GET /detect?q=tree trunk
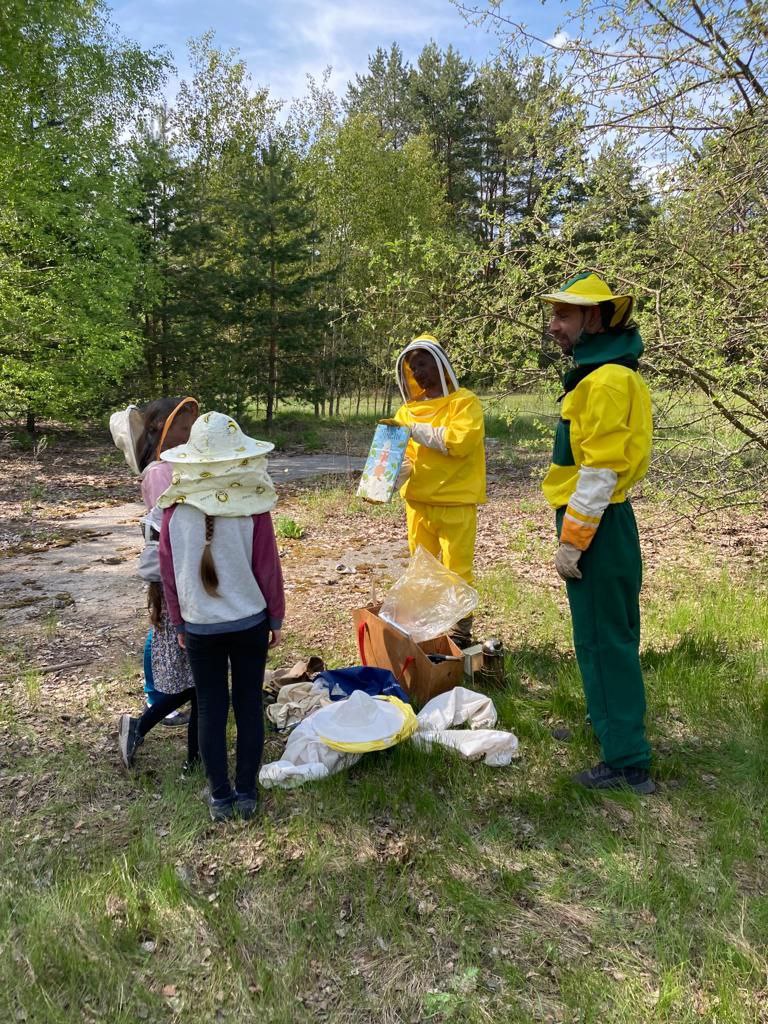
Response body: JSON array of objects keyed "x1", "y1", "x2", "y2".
[
  {"x1": 26, "y1": 409, "x2": 36, "y2": 434},
  {"x1": 266, "y1": 243, "x2": 278, "y2": 429},
  {"x1": 143, "y1": 312, "x2": 156, "y2": 382},
  {"x1": 160, "y1": 342, "x2": 170, "y2": 396},
  {"x1": 384, "y1": 379, "x2": 393, "y2": 417}
]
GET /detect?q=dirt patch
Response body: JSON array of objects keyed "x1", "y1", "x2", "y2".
[
  {"x1": 1, "y1": 430, "x2": 764, "y2": 680},
  {"x1": 0, "y1": 441, "x2": 373, "y2": 673}
]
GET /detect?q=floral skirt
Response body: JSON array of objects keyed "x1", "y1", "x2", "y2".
[{"x1": 150, "y1": 604, "x2": 195, "y2": 695}]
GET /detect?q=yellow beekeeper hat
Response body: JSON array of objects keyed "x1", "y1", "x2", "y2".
[{"x1": 541, "y1": 271, "x2": 633, "y2": 328}]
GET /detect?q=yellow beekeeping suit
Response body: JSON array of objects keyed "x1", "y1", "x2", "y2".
[{"x1": 392, "y1": 336, "x2": 485, "y2": 584}]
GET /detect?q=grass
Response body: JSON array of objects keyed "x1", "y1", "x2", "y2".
[
  {"x1": 290, "y1": 479, "x2": 406, "y2": 527},
  {"x1": 244, "y1": 405, "x2": 380, "y2": 455},
  {"x1": 275, "y1": 515, "x2": 305, "y2": 540},
  {"x1": 1, "y1": 553, "x2": 767, "y2": 1023},
  {"x1": 242, "y1": 393, "x2": 557, "y2": 460},
  {"x1": 2, "y1": 390, "x2": 766, "y2": 1022}
]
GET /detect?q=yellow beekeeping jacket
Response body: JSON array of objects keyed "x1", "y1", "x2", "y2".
[
  {"x1": 394, "y1": 388, "x2": 486, "y2": 506},
  {"x1": 542, "y1": 363, "x2": 652, "y2": 510}
]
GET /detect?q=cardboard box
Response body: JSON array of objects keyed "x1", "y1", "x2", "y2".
[{"x1": 353, "y1": 602, "x2": 465, "y2": 706}]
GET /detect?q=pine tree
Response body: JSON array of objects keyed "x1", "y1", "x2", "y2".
[
  {"x1": 410, "y1": 43, "x2": 482, "y2": 232},
  {"x1": 475, "y1": 58, "x2": 522, "y2": 245},
  {"x1": 498, "y1": 62, "x2": 585, "y2": 231},
  {"x1": 232, "y1": 141, "x2": 329, "y2": 427},
  {"x1": 344, "y1": 44, "x2": 416, "y2": 149},
  {"x1": 129, "y1": 108, "x2": 182, "y2": 394}
]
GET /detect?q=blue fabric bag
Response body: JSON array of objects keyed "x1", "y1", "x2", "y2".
[{"x1": 315, "y1": 666, "x2": 411, "y2": 704}]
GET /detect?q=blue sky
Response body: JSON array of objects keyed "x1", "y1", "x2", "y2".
[{"x1": 107, "y1": 0, "x2": 560, "y2": 105}]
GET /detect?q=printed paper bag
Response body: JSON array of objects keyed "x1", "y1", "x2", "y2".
[{"x1": 357, "y1": 423, "x2": 410, "y2": 504}]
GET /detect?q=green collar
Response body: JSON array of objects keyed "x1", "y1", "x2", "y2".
[{"x1": 572, "y1": 326, "x2": 644, "y2": 366}]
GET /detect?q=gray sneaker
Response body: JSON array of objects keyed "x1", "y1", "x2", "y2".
[
  {"x1": 118, "y1": 714, "x2": 143, "y2": 768},
  {"x1": 203, "y1": 789, "x2": 235, "y2": 822},
  {"x1": 234, "y1": 791, "x2": 259, "y2": 821},
  {"x1": 572, "y1": 761, "x2": 655, "y2": 795}
]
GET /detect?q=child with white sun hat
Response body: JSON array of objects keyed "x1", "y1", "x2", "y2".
[{"x1": 155, "y1": 411, "x2": 285, "y2": 822}]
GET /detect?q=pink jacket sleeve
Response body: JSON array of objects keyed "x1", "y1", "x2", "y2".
[
  {"x1": 158, "y1": 506, "x2": 183, "y2": 629},
  {"x1": 141, "y1": 461, "x2": 174, "y2": 511},
  {"x1": 251, "y1": 513, "x2": 285, "y2": 630}
]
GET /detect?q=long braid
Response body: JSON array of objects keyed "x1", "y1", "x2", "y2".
[
  {"x1": 200, "y1": 514, "x2": 220, "y2": 597},
  {"x1": 147, "y1": 581, "x2": 163, "y2": 626}
]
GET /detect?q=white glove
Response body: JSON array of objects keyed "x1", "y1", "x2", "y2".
[
  {"x1": 555, "y1": 543, "x2": 583, "y2": 580},
  {"x1": 395, "y1": 458, "x2": 413, "y2": 489},
  {"x1": 411, "y1": 423, "x2": 448, "y2": 453}
]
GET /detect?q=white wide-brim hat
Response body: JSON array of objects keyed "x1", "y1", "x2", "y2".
[{"x1": 160, "y1": 410, "x2": 274, "y2": 464}]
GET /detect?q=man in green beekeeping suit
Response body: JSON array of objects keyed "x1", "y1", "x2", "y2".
[{"x1": 541, "y1": 272, "x2": 655, "y2": 794}]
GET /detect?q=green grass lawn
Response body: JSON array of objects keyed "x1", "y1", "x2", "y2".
[
  {"x1": 2, "y1": 396, "x2": 766, "y2": 1022},
  {"x1": 246, "y1": 388, "x2": 765, "y2": 508},
  {"x1": 1, "y1": 559, "x2": 766, "y2": 1022},
  {"x1": 241, "y1": 392, "x2": 557, "y2": 458}
]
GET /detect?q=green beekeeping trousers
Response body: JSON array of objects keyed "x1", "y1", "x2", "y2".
[{"x1": 556, "y1": 501, "x2": 651, "y2": 769}]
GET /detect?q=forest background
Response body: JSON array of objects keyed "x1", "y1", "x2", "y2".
[{"x1": 1, "y1": 0, "x2": 767, "y2": 506}]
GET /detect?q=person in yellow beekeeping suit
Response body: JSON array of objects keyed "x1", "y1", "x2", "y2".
[{"x1": 387, "y1": 334, "x2": 486, "y2": 647}]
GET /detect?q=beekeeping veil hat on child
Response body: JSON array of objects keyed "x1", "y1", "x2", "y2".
[
  {"x1": 157, "y1": 411, "x2": 277, "y2": 516},
  {"x1": 109, "y1": 405, "x2": 144, "y2": 475}
]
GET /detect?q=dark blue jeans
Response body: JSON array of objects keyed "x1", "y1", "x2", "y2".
[
  {"x1": 138, "y1": 689, "x2": 198, "y2": 763},
  {"x1": 184, "y1": 621, "x2": 269, "y2": 800}
]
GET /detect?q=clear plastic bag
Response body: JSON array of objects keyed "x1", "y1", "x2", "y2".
[{"x1": 378, "y1": 546, "x2": 478, "y2": 643}]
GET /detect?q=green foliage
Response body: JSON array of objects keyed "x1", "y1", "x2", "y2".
[
  {"x1": 0, "y1": 0, "x2": 167, "y2": 424},
  {"x1": 345, "y1": 43, "x2": 416, "y2": 149},
  {"x1": 469, "y1": 0, "x2": 768, "y2": 504},
  {"x1": 297, "y1": 102, "x2": 453, "y2": 414},
  {"x1": 411, "y1": 42, "x2": 482, "y2": 226},
  {"x1": 275, "y1": 515, "x2": 305, "y2": 540},
  {"x1": 234, "y1": 141, "x2": 331, "y2": 425},
  {"x1": 129, "y1": 33, "x2": 280, "y2": 411},
  {"x1": 3, "y1": 1, "x2": 766, "y2": 505}
]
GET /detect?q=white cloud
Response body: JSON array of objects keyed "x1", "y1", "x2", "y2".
[
  {"x1": 108, "y1": 0, "x2": 532, "y2": 105},
  {"x1": 283, "y1": 0, "x2": 454, "y2": 51},
  {"x1": 261, "y1": 0, "x2": 462, "y2": 100},
  {"x1": 546, "y1": 30, "x2": 570, "y2": 49}
]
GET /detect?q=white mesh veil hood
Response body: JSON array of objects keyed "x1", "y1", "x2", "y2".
[{"x1": 396, "y1": 335, "x2": 460, "y2": 402}]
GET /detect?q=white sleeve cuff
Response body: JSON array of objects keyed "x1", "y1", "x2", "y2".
[
  {"x1": 568, "y1": 466, "x2": 618, "y2": 519},
  {"x1": 411, "y1": 423, "x2": 448, "y2": 453}
]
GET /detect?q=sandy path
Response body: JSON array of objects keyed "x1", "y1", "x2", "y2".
[{"x1": 0, "y1": 455, "x2": 367, "y2": 668}]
